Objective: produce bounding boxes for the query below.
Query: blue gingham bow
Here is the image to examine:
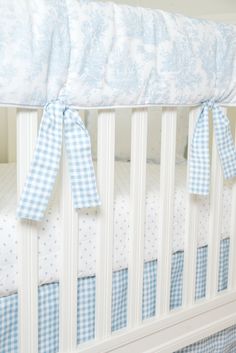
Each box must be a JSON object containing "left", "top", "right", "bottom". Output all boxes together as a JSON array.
[
  {"left": 17, "top": 100, "right": 100, "bottom": 221},
  {"left": 189, "top": 100, "right": 236, "bottom": 195}
]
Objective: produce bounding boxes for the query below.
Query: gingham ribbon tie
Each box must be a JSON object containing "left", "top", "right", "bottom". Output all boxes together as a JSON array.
[
  {"left": 17, "top": 99, "right": 100, "bottom": 221},
  {"left": 189, "top": 100, "right": 236, "bottom": 195}
]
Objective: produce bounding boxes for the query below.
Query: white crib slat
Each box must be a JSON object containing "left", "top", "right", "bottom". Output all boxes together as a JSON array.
[
  {"left": 157, "top": 108, "right": 177, "bottom": 316},
  {"left": 228, "top": 114, "right": 236, "bottom": 290},
  {"left": 183, "top": 107, "right": 200, "bottom": 306},
  {"left": 206, "top": 108, "right": 225, "bottom": 298},
  {"left": 59, "top": 146, "right": 78, "bottom": 351},
  {"left": 17, "top": 109, "right": 39, "bottom": 353},
  {"left": 96, "top": 110, "right": 115, "bottom": 338},
  {"left": 128, "top": 108, "right": 148, "bottom": 326}
]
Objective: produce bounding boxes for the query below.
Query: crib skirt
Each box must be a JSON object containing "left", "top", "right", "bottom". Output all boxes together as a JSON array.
[{"left": 0, "top": 239, "right": 233, "bottom": 353}]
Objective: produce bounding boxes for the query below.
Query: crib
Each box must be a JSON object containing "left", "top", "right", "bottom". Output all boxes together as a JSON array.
[
  {"left": 1, "top": 1, "right": 236, "bottom": 353},
  {"left": 0, "top": 104, "right": 235, "bottom": 353}
]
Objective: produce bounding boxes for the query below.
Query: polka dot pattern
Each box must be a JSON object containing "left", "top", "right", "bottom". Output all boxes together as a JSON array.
[{"left": 0, "top": 162, "right": 232, "bottom": 297}]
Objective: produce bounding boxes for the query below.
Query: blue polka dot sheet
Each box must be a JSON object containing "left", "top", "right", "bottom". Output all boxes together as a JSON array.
[{"left": 0, "top": 238, "right": 235, "bottom": 353}]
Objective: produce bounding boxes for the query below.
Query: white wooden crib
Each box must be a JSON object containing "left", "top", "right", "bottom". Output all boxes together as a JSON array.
[
  {"left": 1, "top": 1, "right": 236, "bottom": 351},
  {"left": 3, "top": 104, "right": 235, "bottom": 353}
]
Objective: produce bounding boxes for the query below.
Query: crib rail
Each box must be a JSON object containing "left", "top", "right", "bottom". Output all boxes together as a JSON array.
[{"left": 13, "top": 105, "right": 236, "bottom": 353}]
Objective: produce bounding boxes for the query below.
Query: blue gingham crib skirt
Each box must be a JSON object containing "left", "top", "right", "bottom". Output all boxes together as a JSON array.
[{"left": 0, "top": 239, "right": 233, "bottom": 353}]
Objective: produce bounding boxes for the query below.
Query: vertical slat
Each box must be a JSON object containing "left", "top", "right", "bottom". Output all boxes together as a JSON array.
[
  {"left": 7, "top": 107, "right": 17, "bottom": 162},
  {"left": 17, "top": 109, "right": 38, "bottom": 353},
  {"left": 128, "top": 108, "right": 148, "bottom": 326},
  {"left": 96, "top": 110, "right": 115, "bottom": 338},
  {"left": 228, "top": 110, "right": 236, "bottom": 290},
  {"left": 206, "top": 108, "right": 225, "bottom": 298},
  {"left": 183, "top": 107, "right": 200, "bottom": 306},
  {"left": 59, "top": 146, "right": 78, "bottom": 351},
  {"left": 156, "top": 108, "right": 177, "bottom": 316}
]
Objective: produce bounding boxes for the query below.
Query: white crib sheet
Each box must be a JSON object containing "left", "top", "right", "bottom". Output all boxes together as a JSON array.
[{"left": 0, "top": 162, "right": 232, "bottom": 296}]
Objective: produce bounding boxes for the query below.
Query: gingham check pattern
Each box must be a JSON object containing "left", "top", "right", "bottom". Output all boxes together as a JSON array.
[
  {"left": 189, "top": 101, "right": 236, "bottom": 195},
  {"left": 0, "top": 239, "right": 231, "bottom": 353},
  {"left": 17, "top": 100, "right": 100, "bottom": 221},
  {"left": 176, "top": 324, "right": 236, "bottom": 353}
]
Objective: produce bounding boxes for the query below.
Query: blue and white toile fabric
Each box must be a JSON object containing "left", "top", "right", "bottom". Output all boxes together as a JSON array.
[
  {"left": 1, "top": 0, "right": 236, "bottom": 108},
  {"left": 1, "top": 0, "right": 236, "bottom": 220},
  {"left": 67, "top": 0, "right": 236, "bottom": 108}
]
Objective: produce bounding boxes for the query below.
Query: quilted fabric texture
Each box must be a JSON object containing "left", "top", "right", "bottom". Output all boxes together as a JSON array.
[
  {"left": 0, "top": 0, "right": 236, "bottom": 108},
  {"left": 1, "top": 1, "right": 236, "bottom": 217},
  {"left": 0, "top": 0, "right": 70, "bottom": 107}
]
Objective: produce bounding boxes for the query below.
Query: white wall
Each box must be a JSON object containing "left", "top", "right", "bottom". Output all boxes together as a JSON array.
[
  {"left": 0, "top": 108, "right": 16, "bottom": 163},
  {"left": 103, "top": 0, "right": 236, "bottom": 17},
  {"left": 0, "top": 109, "right": 8, "bottom": 163}
]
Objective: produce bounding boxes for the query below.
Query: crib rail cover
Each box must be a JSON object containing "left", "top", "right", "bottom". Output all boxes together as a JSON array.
[{"left": 1, "top": 0, "right": 236, "bottom": 220}]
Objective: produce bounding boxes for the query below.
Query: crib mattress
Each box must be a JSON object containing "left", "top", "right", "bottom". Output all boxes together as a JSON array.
[{"left": 0, "top": 162, "right": 232, "bottom": 296}]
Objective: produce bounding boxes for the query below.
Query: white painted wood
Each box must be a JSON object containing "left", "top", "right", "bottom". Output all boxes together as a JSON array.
[
  {"left": 17, "top": 109, "right": 39, "bottom": 353},
  {"left": 77, "top": 291, "right": 236, "bottom": 353},
  {"left": 182, "top": 107, "right": 200, "bottom": 306},
  {"left": 14, "top": 104, "right": 236, "bottom": 353},
  {"left": 128, "top": 108, "right": 148, "bottom": 326},
  {"left": 59, "top": 146, "right": 79, "bottom": 351},
  {"left": 206, "top": 108, "right": 225, "bottom": 298},
  {"left": 7, "top": 107, "right": 17, "bottom": 162},
  {"left": 96, "top": 110, "right": 115, "bottom": 338},
  {"left": 157, "top": 108, "right": 177, "bottom": 316},
  {"left": 144, "top": 315, "right": 236, "bottom": 353},
  {"left": 228, "top": 112, "right": 236, "bottom": 290}
]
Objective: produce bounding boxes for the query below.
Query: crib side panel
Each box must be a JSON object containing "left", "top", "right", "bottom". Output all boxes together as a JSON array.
[{"left": 13, "top": 104, "right": 236, "bottom": 353}]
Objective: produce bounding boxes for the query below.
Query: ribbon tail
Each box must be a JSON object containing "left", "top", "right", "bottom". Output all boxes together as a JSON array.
[
  {"left": 64, "top": 109, "right": 100, "bottom": 209},
  {"left": 212, "top": 106, "right": 236, "bottom": 180},
  {"left": 189, "top": 105, "right": 210, "bottom": 195},
  {"left": 17, "top": 104, "right": 63, "bottom": 221}
]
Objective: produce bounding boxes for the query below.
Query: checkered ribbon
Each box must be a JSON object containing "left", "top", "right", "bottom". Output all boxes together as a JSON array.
[
  {"left": 189, "top": 100, "right": 236, "bottom": 195},
  {"left": 17, "top": 100, "right": 100, "bottom": 221}
]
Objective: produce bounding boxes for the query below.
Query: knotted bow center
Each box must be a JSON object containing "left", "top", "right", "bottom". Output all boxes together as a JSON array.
[{"left": 17, "top": 99, "right": 100, "bottom": 221}]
